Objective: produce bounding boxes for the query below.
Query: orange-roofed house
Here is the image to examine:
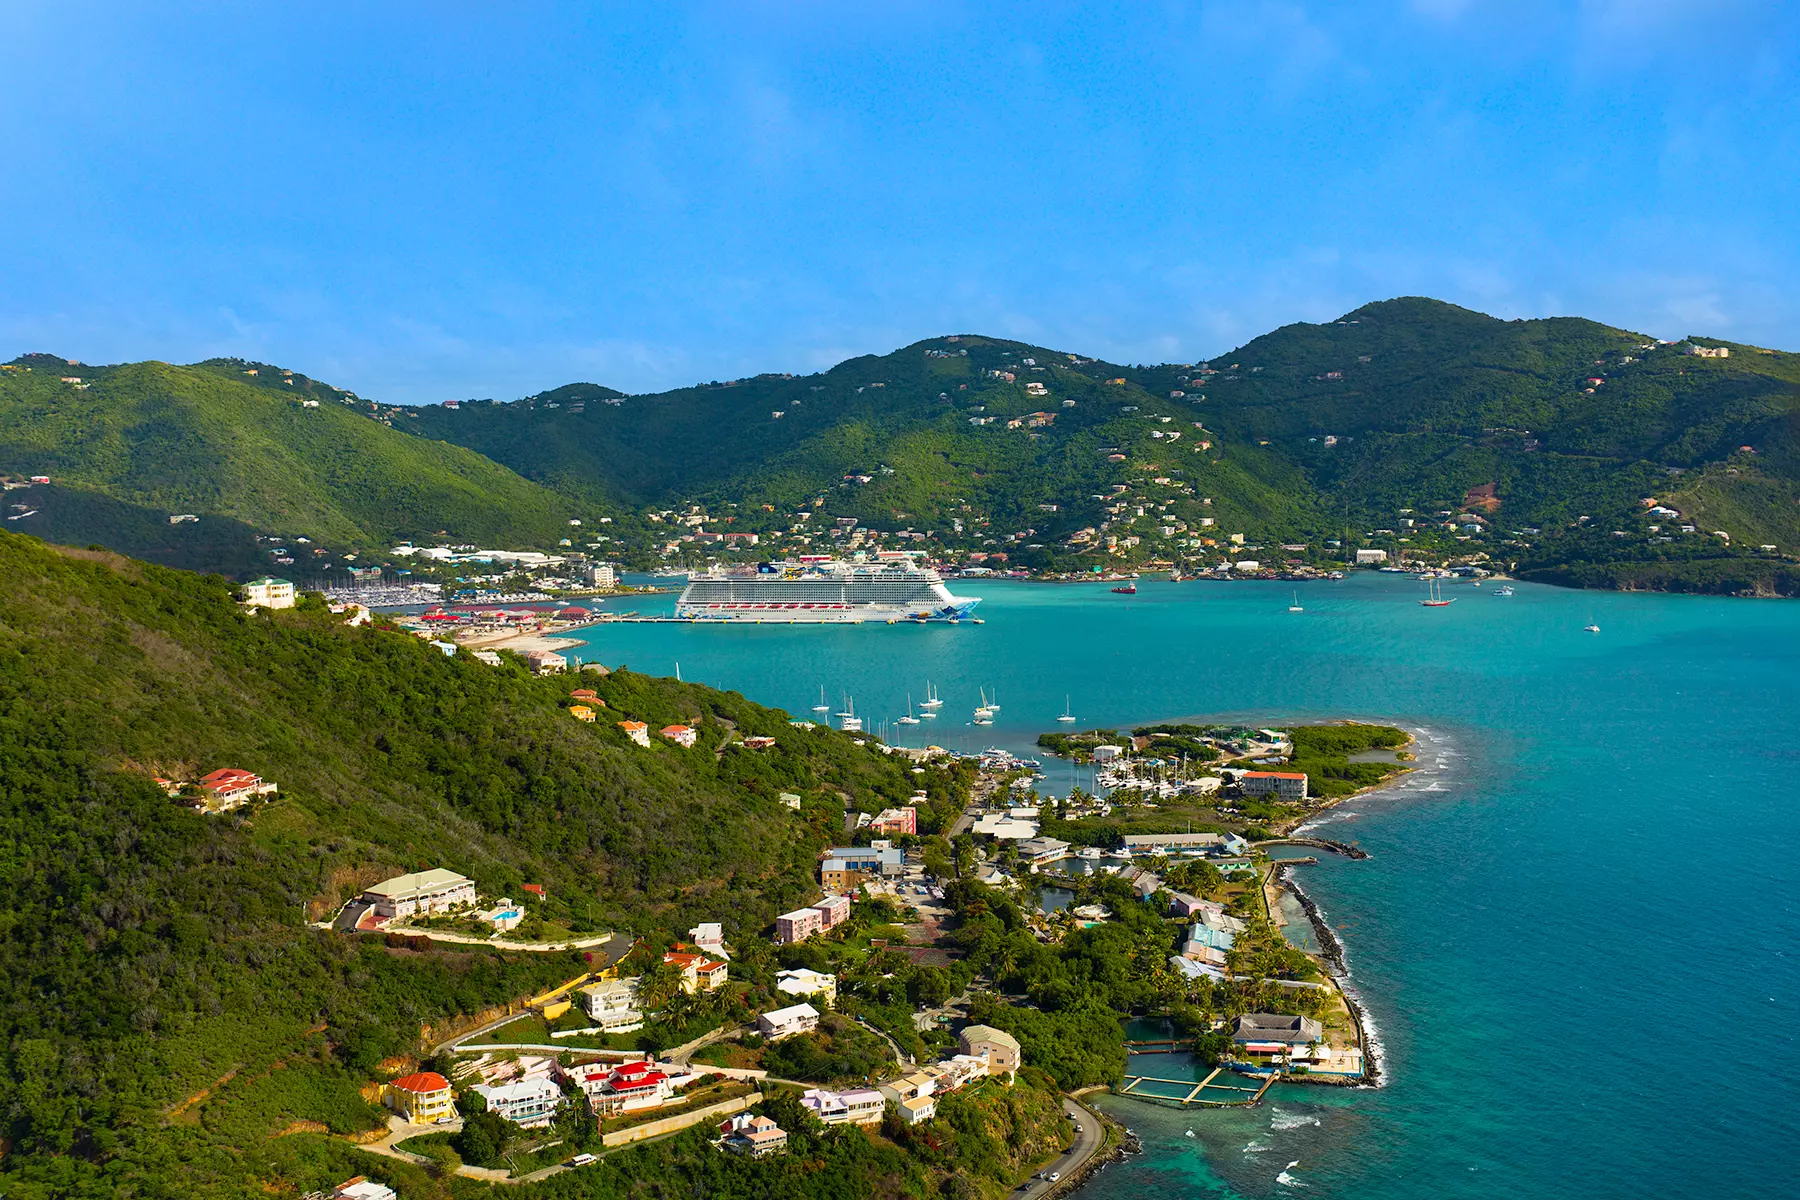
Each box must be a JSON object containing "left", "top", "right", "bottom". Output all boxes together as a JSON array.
[
  {"left": 660, "top": 724, "right": 698, "bottom": 748},
  {"left": 571, "top": 688, "right": 604, "bottom": 706},
  {"left": 383, "top": 1070, "right": 455, "bottom": 1124},
  {"left": 196, "top": 768, "right": 277, "bottom": 811},
  {"left": 663, "top": 949, "right": 729, "bottom": 993},
  {"left": 618, "top": 721, "right": 651, "bottom": 747},
  {"left": 1239, "top": 771, "right": 1309, "bottom": 803}
]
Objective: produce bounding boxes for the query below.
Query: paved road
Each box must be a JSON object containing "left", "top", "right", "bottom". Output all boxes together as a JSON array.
[
  {"left": 852, "top": 1016, "right": 915, "bottom": 1067},
  {"left": 1015, "top": 1097, "right": 1103, "bottom": 1200}
]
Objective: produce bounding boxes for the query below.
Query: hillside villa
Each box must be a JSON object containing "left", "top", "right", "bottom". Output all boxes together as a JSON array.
[
  {"left": 775, "top": 967, "right": 837, "bottom": 1003},
  {"left": 360, "top": 868, "right": 477, "bottom": 919},
  {"left": 579, "top": 977, "right": 645, "bottom": 1033},
  {"left": 382, "top": 1071, "right": 454, "bottom": 1124},
  {"left": 957, "top": 1025, "right": 1021, "bottom": 1081},
  {"left": 757, "top": 1001, "right": 821, "bottom": 1040},
  {"left": 474, "top": 1076, "right": 562, "bottom": 1127},
  {"left": 719, "top": 1113, "right": 788, "bottom": 1157}
]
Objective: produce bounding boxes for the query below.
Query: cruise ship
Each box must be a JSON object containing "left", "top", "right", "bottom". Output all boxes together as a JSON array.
[{"left": 675, "top": 557, "right": 980, "bottom": 623}]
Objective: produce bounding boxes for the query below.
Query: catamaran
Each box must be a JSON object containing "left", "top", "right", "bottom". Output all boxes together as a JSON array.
[{"left": 920, "top": 682, "right": 943, "bottom": 710}]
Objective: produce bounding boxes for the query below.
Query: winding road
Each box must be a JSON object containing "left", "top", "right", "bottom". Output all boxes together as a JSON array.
[{"left": 1015, "top": 1096, "right": 1103, "bottom": 1200}]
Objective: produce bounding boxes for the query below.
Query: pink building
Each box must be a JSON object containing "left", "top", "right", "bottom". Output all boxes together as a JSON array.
[
  {"left": 775, "top": 907, "right": 824, "bottom": 944},
  {"left": 811, "top": 894, "right": 851, "bottom": 929},
  {"left": 869, "top": 807, "right": 917, "bottom": 836}
]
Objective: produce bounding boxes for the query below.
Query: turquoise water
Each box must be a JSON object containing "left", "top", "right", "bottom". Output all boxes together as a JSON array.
[{"left": 569, "top": 575, "right": 1800, "bottom": 1197}]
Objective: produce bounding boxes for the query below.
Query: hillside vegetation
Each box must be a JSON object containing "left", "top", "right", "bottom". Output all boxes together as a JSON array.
[
  {"left": 0, "top": 530, "right": 943, "bottom": 1197},
  {"left": 408, "top": 299, "right": 1800, "bottom": 592},
  {"left": 0, "top": 354, "right": 581, "bottom": 555}
]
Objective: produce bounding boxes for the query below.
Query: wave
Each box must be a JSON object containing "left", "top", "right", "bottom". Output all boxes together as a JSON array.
[
  {"left": 1243, "top": 1140, "right": 1272, "bottom": 1153},
  {"left": 1276, "top": 1162, "right": 1307, "bottom": 1188},
  {"left": 1269, "top": 1110, "right": 1321, "bottom": 1131}
]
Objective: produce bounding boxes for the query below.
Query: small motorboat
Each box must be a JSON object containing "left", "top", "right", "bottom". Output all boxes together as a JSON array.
[
  {"left": 1584, "top": 623, "right": 1600, "bottom": 633},
  {"left": 1112, "top": 583, "right": 1137, "bottom": 594}
]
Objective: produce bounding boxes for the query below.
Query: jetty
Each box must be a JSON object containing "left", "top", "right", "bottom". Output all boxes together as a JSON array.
[{"left": 1114, "top": 1069, "right": 1279, "bottom": 1107}]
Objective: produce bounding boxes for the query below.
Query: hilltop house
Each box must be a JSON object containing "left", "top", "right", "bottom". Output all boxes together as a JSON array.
[
  {"left": 957, "top": 1025, "right": 1021, "bottom": 1081},
  {"left": 757, "top": 1001, "right": 821, "bottom": 1040},
  {"left": 663, "top": 949, "right": 728, "bottom": 993},
  {"left": 360, "top": 868, "right": 476, "bottom": 919},
  {"left": 196, "top": 768, "right": 277, "bottom": 811},
  {"left": 382, "top": 1071, "right": 454, "bottom": 1124},
  {"left": 800, "top": 1087, "right": 884, "bottom": 1126},
  {"left": 719, "top": 1113, "right": 788, "bottom": 1157},
  {"left": 241, "top": 577, "right": 296, "bottom": 609}
]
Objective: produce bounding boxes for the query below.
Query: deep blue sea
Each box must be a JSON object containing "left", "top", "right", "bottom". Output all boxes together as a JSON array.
[{"left": 568, "top": 574, "right": 1800, "bottom": 1198}]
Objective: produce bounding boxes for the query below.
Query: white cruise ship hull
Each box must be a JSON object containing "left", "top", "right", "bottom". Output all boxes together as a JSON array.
[{"left": 675, "top": 568, "right": 980, "bottom": 623}]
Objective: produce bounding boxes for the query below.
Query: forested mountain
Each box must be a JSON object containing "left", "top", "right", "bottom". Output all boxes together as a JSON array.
[
  {"left": 406, "top": 298, "right": 1800, "bottom": 590},
  {"left": 0, "top": 530, "right": 941, "bottom": 1196},
  {"left": 7, "top": 298, "right": 1798, "bottom": 591},
  {"left": 0, "top": 354, "right": 583, "bottom": 560}
]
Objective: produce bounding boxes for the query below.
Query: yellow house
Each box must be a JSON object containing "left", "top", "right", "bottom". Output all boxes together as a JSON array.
[
  {"left": 384, "top": 1071, "right": 455, "bottom": 1124},
  {"left": 570, "top": 705, "right": 596, "bottom": 722}
]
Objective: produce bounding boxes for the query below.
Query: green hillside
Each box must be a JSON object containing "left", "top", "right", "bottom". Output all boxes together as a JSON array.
[
  {"left": 0, "top": 354, "right": 583, "bottom": 558},
  {"left": 407, "top": 299, "right": 1800, "bottom": 592},
  {"left": 0, "top": 530, "right": 950, "bottom": 1197}
]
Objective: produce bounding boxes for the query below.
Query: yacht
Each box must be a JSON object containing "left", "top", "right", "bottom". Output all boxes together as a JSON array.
[
  {"left": 1494, "top": 585, "right": 1515, "bottom": 597},
  {"left": 812, "top": 685, "right": 830, "bottom": 713},
  {"left": 837, "top": 697, "right": 862, "bottom": 733},
  {"left": 897, "top": 694, "right": 921, "bottom": 725},
  {"left": 1057, "top": 696, "right": 1077, "bottom": 723},
  {"left": 1584, "top": 622, "right": 1600, "bottom": 633},
  {"left": 1420, "top": 580, "right": 1456, "bottom": 607},
  {"left": 920, "top": 682, "right": 943, "bottom": 710}
]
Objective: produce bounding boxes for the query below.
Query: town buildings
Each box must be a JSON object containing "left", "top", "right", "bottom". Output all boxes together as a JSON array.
[
  {"left": 819, "top": 846, "right": 903, "bottom": 891},
  {"left": 868, "top": 806, "right": 917, "bottom": 836},
  {"left": 957, "top": 1025, "right": 1021, "bottom": 1081},
  {"left": 757, "top": 1001, "right": 821, "bottom": 1040},
  {"left": 775, "top": 894, "right": 851, "bottom": 944},
  {"left": 475, "top": 1077, "right": 563, "bottom": 1127},
  {"left": 382, "top": 1071, "right": 454, "bottom": 1124},
  {"left": 360, "top": 868, "right": 476, "bottom": 919}
]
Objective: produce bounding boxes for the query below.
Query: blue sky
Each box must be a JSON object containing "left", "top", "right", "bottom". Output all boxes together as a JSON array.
[{"left": 2, "top": 1, "right": 1796, "bottom": 402}]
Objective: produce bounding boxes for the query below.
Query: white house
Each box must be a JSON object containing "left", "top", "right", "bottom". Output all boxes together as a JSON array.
[
  {"left": 776, "top": 968, "right": 837, "bottom": 1004},
  {"left": 476, "top": 1077, "right": 562, "bottom": 1128},
  {"left": 580, "top": 977, "right": 645, "bottom": 1032},
  {"left": 800, "top": 1087, "right": 884, "bottom": 1126},
  {"left": 757, "top": 1001, "right": 821, "bottom": 1040}
]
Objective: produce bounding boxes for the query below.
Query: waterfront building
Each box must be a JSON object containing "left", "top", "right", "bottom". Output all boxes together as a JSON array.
[
  {"left": 1231, "top": 1013, "right": 1324, "bottom": 1045},
  {"left": 1239, "top": 771, "right": 1309, "bottom": 802}
]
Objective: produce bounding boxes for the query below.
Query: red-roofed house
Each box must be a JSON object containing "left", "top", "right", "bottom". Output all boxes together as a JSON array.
[
  {"left": 521, "top": 883, "right": 545, "bottom": 899},
  {"left": 383, "top": 1071, "right": 454, "bottom": 1124},
  {"left": 588, "top": 1059, "right": 673, "bottom": 1115},
  {"left": 660, "top": 724, "right": 698, "bottom": 748},
  {"left": 196, "top": 769, "right": 277, "bottom": 811},
  {"left": 1239, "top": 771, "right": 1309, "bottom": 802}
]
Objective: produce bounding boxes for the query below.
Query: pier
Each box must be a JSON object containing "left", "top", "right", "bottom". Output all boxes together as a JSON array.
[{"left": 1114, "top": 1069, "right": 1279, "bottom": 1107}]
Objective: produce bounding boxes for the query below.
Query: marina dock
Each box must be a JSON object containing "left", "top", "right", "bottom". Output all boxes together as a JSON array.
[{"left": 1115, "top": 1069, "right": 1280, "bottom": 1107}]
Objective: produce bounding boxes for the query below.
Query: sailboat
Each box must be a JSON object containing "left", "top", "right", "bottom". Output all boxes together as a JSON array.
[
  {"left": 1583, "top": 620, "right": 1600, "bottom": 633},
  {"left": 812, "top": 685, "right": 830, "bottom": 713},
  {"left": 973, "top": 687, "right": 995, "bottom": 722},
  {"left": 920, "top": 682, "right": 943, "bottom": 710},
  {"left": 1057, "top": 696, "right": 1076, "bottom": 723},
  {"left": 898, "top": 694, "right": 921, "bottom": 725},
  {"left": 1288, "top": 591, "right": 1304, "bottom": 613},
  {"left": 1420, "top": 580, "right": 1456, "bottom": 607},
  {"left": 837, "top": 697, "right": 862, "bottom": 733}
]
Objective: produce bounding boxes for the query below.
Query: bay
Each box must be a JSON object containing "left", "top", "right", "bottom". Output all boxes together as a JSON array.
[{"left": 567, "top": 574, "right": 1800, "bottom": 1198}]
